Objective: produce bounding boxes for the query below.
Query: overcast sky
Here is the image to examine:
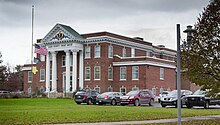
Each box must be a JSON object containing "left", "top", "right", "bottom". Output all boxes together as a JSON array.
[{"left": 0, "top": 0, "right": 209, "bottom": 67}]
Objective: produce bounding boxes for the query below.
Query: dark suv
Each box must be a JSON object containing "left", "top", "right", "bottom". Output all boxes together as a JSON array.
[
  {"left": 74, "top": 89, "right": 99, "bottom": 105},
  {"left": 185, "top": 89, "right": 220, "bottom": 109}
]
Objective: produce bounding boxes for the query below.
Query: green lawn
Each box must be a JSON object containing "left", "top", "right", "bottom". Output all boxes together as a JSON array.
[{"left": 0, "top": 98, "right": 220, "bottom": 125}]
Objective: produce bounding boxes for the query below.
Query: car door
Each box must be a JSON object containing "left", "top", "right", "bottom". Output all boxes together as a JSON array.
[
  {"left": 145, "top": 91, "right": 152, "bottom": 103},
  {"left": 139, "top": 91, "right": 146, "bottom": 104}
]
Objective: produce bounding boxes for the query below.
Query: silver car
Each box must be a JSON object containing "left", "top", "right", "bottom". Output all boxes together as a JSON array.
[
  {"left": 160, "top": 90, "right": 192, "bottom": 108},
  {"left": 96, "top": 92, "right": 123, "bottom": 105}
]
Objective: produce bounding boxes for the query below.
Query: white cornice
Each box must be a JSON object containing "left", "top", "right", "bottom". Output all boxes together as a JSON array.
[
  {"left": 113, "top": 61, "right": 176, "bottom": 69},
  {"left": 114, "top": 55, "right": 175, "bottom": 63},
  {"left": 22, "top": 67, "right": 32, "bottom": 71}
]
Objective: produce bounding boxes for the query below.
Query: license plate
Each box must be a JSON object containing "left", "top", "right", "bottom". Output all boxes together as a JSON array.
[{"left": 191, "top": 98, "right": 195, "bottom": 100}]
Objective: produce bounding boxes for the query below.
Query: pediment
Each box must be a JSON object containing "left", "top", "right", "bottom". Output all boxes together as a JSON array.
[{"left": 41, "top": 23, "right": 84, "bottom": 43}]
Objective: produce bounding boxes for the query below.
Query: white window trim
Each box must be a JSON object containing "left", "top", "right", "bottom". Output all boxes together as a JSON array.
[
  {"left": 39, "top": 69, "right": 45, "bottom": 82},
  {"left": 94, "top": 45, "right": 101, "bottom": 58},
  {"left": 132, "top": 66, "right": 139, "bottom": 80},
  {"left": 62, "top": 55, "right": 66, "bottom": 67},
  {"left": 108, "top": 45, "right": 113, "bottom": 58},
  {"left": 108, "top": 67, "right": 113, "bottom": 81},
  {"left": 85, "top": 67, "right": 91, "bottom": 81},
  {"left": 108, "top": 86, "right": 113, "bottom": 92},
  {"left": 28, "top": 71, "right": 33, "bottom": 83},
  {"left": 94, "top": 87, "right": 100, "bottom": 93},
  {"left": 120, "top": 87, "right": 126, "bottom": 94},
  {"left": 120, "top": 67, "right": 126, "bottom": 81},
  {"left": 94, "top": 66, "right": 101, "bottom": 80},
  {"left": 85, "top": 46, "right": 91, "bottom": 59},
  {"left": 160, "top": 68, "right": 164, "bottom": 80}
]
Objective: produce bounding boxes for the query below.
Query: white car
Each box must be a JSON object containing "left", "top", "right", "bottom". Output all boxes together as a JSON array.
[
  {"left": 158, "top": 91, "right": 170, "bottom": 103},
  {"left": 160, "top": 90, "right": 192, "bottom": 108}
]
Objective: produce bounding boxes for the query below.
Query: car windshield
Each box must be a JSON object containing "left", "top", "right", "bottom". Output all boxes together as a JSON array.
[
  {"left": 193, "top": 90, "right": 206, "bottom": 95},
  {"left": 161, "top": 91, "right": 169, "bottom": 95},
  {"left": 167, "top": 90, "right": 177, "bottom": 96},
  {"left": 126, "top": 91, "right": 139, "bottom": 96}
]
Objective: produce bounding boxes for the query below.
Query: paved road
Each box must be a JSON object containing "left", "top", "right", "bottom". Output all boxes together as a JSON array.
[{"left": 53, "top": 115, "right": 220, "bottom": 125}]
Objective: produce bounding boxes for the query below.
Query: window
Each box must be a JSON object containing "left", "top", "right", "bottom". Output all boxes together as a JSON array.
[
  {"left": 28, "top": 87, "right": 32, "bottom": 95},
  {"left": 40, "top": 55, "right": 45, "bottom": 61},
  {"left": 94, "top": 87, "right": 100, "bottom": 93},
  {"left": 120, "top": 67, "right": 126, "bottom": 80},
  {"left": 85, "top": 46, "right": 91, "bottom": 58},
  {"left": 120, "top": 87, "right": 126, "bottom": 95},
  {"left": 152, "top": 88, "right": 156, "bottom": 95},
  {"left": 160, "top": 87, "right": 164, "bottom": 94},
  {"left": 132, "top": 66, "right": 139, "bottom": 80},
  {"left": 160, "top": 68, "right": 164, "bottom": 80},
  {"left": 40, "top": 69, "right": 45, "bottom": 82},
  {"left": 94, "top": 45, "right": 100, "bottom": 58},
  {"left": 122, "top": 48, "right": 126, "bottom": 57},
  {"left": 62, "top": 55, "right": 66, "bottom": 66},
  {"left": 108, "top": 87, "right": 113, "bottom": 92},
  {"left": 108, "top": 45, "right": 113, "bottom": 58},
  {"left": 40, "top": 87, "right": 45, "bottom": 93},
  {"left": 28, "top": 71, "right": 33, "bottom": 83},
  {"left": 131, "top": 48, "right": 135, "bottom": 57},
  {"left": 132, "top": 86, "right": 139, "bottom": 91},
  {"left": 108, "top": 67, "right": 113, "bottom": 80},
  {"left": 85, "top": 67, "right": 90, "bottom": 80},
  {"left": 94, "top": 66, "right": 100, "bottom": 80}
]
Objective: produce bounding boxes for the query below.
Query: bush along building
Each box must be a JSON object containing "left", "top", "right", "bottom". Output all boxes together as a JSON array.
[{"left": 22, "top": 23, "right": 177, "bottom": 97}]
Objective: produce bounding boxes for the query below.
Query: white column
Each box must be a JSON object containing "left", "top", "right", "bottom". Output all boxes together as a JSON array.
[
  {"left": 46, "top": 52, "right": 50, "bottom": 92},
  {"left": 79, "top": 50, "right": 84, "bottom": 89},
  {"left": 65, "top": 50, "right": 70, "bottom": 93},
  {"left": 72, "top": 50, "right": 78, "bottom": 92},
  {"left": 51, "top": 51, "right": 57, "bottom": 92}
]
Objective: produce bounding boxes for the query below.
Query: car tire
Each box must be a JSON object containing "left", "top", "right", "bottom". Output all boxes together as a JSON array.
[
  {"left": 87, "top": 98, "right": 92, "bottom": 105},
  {"left": 161, "top": 103, "right": 166, "bottom": 107},
  {"left": 204, "top": 101, "right": 209, "bottom": 109},
  {"left": 134, "top": 99, "right": 140, "bottom": 106},
  {"left": 111, "top": 99, "right": 117, "bottom": 105},
  {"left": 121, "top": 103, "right": 125, "bottom": 106},
  {"left": 149, "top": 99, "right": 153, "bottom": 106},
  {"left": 186, "top": 104, "right": 192, "bottom": 108}
]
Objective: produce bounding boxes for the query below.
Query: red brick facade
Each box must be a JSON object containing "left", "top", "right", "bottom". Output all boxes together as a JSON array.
[{"left": 22, "top": 24, "right": 179, "bottom": 97}]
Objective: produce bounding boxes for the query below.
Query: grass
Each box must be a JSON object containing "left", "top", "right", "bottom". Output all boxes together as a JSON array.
[{"left": 0, "top": 98, "right": 220, "bottom": 125}]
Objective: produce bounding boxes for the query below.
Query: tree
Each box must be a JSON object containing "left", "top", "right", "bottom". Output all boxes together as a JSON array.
[
  {"left": 184, "top": 0, "right": 220, "bottom": 96},
  {"left": 0, "top": 52, "right": 9, "bottom": 83}
]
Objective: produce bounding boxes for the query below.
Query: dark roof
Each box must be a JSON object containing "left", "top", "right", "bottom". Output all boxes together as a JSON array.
[{"left": 58, "top": 23, "right": 85, "bottom": 39}]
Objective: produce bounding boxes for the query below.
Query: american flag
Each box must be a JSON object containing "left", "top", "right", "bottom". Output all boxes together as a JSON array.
[{"left": 34, "top": 44, "right": 48, "bottom": 55}]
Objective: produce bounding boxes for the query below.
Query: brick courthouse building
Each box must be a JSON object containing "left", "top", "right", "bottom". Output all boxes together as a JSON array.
[{"left": 23, "top": 24, "right": 177, "bottom": 97}]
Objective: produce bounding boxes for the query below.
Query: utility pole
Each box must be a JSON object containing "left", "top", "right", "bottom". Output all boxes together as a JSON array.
[{"left": 177, "top": 24, "right": 181, "bottom": 125}]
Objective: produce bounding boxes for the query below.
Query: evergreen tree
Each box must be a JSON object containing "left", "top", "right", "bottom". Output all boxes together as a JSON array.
[{"left": 185, "top": 0, "right": 220, "bottom": 95}]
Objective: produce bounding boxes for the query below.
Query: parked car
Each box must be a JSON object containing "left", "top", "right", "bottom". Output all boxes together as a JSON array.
[
  {"left": 158, "top": 91, "right": 170, "bottom": 103},
  {"left": 74, "top": 89, "right": 100, "bottom": 105},
  {"left": 185, "top": 89, "right": 220, "bottom": 109},
  {"left": 160, "top": 90, "right": 192, "bottom": 108},
  {"left": 120, "top": 90, "right": 154, "bottom": 106},
  {"left": 96, "top": 92, "right": 123, "bottom": 105}
]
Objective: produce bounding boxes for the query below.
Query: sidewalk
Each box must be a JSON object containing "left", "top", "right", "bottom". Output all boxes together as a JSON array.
[{"left": 54, "top": 115, "right": 220, "bottom": 125}]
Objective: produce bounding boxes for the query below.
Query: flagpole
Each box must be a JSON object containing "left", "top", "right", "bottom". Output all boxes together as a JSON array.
[
  {"left": 31, "top": 5, "right": 34, "bottom": 64},
  {"left": 31, "top": 5, "right": 34, "bottom": 98}
]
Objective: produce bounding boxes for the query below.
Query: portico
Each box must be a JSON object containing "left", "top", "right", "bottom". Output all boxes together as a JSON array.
[{"left": 41, "top": 24, "right": 85, "bottom": 96}]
